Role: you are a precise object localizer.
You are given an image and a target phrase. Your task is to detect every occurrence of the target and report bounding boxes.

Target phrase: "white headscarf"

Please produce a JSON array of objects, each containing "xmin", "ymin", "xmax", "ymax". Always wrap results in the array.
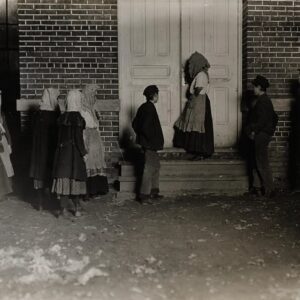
[
  {"xmin": 40, "ymin": 88, "xmax": 60, "ymax": 111},
  {"xmin": 66, "ymin": 89, "xmax": 82, "ymax": 112}
]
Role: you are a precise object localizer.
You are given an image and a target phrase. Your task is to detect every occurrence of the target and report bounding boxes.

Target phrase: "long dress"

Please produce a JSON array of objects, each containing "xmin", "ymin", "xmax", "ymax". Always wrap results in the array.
[
  {"xmin": 81, "ymin": 110, "xmax": 108, "ymax": 196},
  {"xmin": 51, "ymin": 112, "xmax": 87, "ymax": 196},
  {"xmin": 174, "ymin": 71, "xmax": 214, "ymax": 156},
  {"xmin": 29, "ymin": 110, "xmax": 59, "ymax": 189}
]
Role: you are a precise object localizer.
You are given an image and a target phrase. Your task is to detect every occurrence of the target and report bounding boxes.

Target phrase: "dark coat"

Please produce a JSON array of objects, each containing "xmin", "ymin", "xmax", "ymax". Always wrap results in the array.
[
  {"xmin": 52, "ymin": 112, "xmax": 87, "ymax": 181},
  {"xmin": 132, "ymin": 101, "xmax": 164, "ymax": 151},
  {"xmin": 29, "ymin": 110, "xmax": 59, "ymax": 182},
  {"xmin": 245, "ymin": 94, "xmax": 278, "ymax": 136}
]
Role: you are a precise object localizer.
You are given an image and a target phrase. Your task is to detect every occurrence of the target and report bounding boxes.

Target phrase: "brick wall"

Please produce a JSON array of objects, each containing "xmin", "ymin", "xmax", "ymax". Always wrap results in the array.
[
  {"xmin": 18, "ymin": 0, "xmax": 119, "ymax": 177},
  {"xmin": 243, "ymin": 0, "xmax": 299, "ymax": 98},
  {"xmin": 243, "ymin": 0, "xmax": 300, "ymax": 186}
]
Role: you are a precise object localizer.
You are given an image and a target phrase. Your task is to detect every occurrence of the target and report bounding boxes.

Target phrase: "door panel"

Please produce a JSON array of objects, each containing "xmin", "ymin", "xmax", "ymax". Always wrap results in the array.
[
  {"xmin": 119, "ymin": 0, "xmax": 181, "ymax": 148},
  {"xmin": 119, "ymin": 0, "xmax": 240, "ymax": 149}
]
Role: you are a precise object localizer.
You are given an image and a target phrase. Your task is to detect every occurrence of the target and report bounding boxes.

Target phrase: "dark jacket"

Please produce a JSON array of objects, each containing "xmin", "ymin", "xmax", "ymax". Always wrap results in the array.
[
  {"xmin": 29, "ymin": 110, "xmax": 59, "ymax": 182},
  {"xmin": 132, "ymin": 101, "xmax": 164, "ymax": 151},
  {"xmin": 245, "ymin": 94, "xmax": 278, "ymax": 136},
  {"xmin": 52, "ymin": 112, "xmax": 87, "ymax": 181}
]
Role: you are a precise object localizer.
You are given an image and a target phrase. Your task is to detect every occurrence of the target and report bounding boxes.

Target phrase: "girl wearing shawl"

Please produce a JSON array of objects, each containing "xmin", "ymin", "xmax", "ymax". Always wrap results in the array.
[
  {"xmin": 174, "ymin": 52, "xmax": 214, "ymax": 160},
  {"xmin": 52, "ymin": 89, "xmax": 87, "ymax": 217},
  {"xmin": 29, "ymin": 88, "xmax": 60, "ymax": 210},
  {"xmin": 80, "ymin": 84, "xmax": 108, "ymax": 198},
  {"xmin": 0, "ymin": 96, "xmax": 13, "ymax": 200}
]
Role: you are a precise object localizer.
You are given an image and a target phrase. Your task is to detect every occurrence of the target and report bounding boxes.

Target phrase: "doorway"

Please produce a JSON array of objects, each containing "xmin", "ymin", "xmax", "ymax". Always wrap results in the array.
[{"xmin": 118, "ymin": 0, "xmax": 241, "ymax": 148}]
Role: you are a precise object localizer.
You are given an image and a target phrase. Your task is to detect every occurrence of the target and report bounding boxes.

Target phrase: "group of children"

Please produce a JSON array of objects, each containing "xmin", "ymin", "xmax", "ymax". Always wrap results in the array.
[
  {"xmin": 0, "ymin": 51, "xmax": 278, "ymax": 209},
  {"xmin": 29, "ymin": 85, "xmax": 108, "ymax": 217}
]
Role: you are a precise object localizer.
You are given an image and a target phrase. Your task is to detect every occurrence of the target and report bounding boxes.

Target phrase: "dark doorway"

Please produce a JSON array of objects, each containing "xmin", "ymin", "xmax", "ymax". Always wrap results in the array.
[{"xmin": 0, "ymin": 0, "xmax": 19, "ymax": 112}]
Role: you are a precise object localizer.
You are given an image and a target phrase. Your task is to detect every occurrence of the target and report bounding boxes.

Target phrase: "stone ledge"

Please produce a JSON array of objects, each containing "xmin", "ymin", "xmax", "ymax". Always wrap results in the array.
[{"xmin": 16, "ymin": 98, "xmax": 120, "ymax": 112}]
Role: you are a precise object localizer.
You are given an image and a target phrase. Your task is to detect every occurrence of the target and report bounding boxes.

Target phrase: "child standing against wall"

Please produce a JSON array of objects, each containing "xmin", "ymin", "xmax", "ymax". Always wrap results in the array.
[
  {"xmin": 80, "ymin": 84, "xmax": 109, "ymax": 199},
  {"xmin": 29, "ymin": 88, "xmax": 60, "ymax": 210},
  {"xmin": 132, "ymin": 85, "xmax": 164, "ymax": 203},
  {"xmin": 51, "ymin": 89, "xmax": 87, "ymax": 217}
]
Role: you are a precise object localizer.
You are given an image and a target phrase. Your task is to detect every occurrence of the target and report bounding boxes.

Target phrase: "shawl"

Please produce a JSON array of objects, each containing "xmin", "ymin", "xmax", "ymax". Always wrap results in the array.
[
  {"xmin": 188, "ymin": 52, "xmax": 210, "ymax": 81},
  {"xmin": 40, "ymin": 88, "xmax": 60, "ymax": 111},
  {"xmin": 81, "ymin": 84, "xmax": 99, "ymax": 124},
  {"xmin": 66, "ymin": 89, "xmax": 83, "ymax": 112}
]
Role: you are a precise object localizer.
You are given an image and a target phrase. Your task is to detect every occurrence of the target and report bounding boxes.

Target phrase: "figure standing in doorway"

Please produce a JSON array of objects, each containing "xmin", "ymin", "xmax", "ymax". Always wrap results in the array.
[
  {"xmin": 132, "ymin": 85, "xmax": 164, "ymax": 204},
  {"xmin": 245, "ymin": 75, "xmax": 278, "ymax": 198},
  {"xmin": 173, "ymin": 51, "xmax": 214, "ymax": 160}
]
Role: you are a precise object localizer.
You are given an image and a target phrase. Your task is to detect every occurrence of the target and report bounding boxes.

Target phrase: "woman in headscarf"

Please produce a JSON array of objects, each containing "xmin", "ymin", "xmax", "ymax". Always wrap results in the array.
[
  {"xmin": 174, "ymin": 52, "xmax": 214, "ymax": 160},
  {"xmin": 29, "ymin": 88, "xmax": 60, "ymax": 210},
  {"xmin": 0, "ymin": 95, "xmax": 13, "ymax": 200},
  {"xmin": 80, "ymin": 84, "xmax": 108, "ymax": 199},
  {"xmin": 52, "ymin": 89, "xmax": 87, "ymax": 217}
]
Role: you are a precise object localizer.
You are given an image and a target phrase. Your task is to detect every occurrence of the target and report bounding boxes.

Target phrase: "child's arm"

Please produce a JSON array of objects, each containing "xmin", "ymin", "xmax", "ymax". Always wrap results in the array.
[{"xmin": 74, "ymin": 125, "xmax": 87, "ymax": 158}]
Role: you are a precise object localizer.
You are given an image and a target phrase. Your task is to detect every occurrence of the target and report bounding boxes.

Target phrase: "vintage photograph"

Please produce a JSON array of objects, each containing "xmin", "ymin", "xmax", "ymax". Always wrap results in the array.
[{"xmin": 0, "ymin": 0, "xmax": 299, "ymax": 299}]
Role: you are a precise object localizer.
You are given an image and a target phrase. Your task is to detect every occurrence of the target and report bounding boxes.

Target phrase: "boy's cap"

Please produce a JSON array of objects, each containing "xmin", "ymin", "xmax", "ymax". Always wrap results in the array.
[
  {"xmin": 252, "ymin": 75, "xmax": 270, "ymax": 89},
  {"xmin": 143, "ymin": 85, "xmax": 159, "ymax": 98}
]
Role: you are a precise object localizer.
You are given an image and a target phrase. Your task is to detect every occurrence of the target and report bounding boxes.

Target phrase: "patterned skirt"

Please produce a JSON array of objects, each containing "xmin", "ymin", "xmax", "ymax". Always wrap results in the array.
[{"xmin": 52, "ymin": 178, "xmax": 86, "ymax": 196}]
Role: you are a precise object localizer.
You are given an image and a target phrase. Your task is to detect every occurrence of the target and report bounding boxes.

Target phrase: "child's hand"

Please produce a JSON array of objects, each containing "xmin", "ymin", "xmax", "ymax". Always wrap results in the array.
[
  {"xmin": 83, "ymin": 155, "xmax": 88, "ymax": 162},
  {"xmin": 249, "ymin": 131, "xmax": 255, "ymax": 140}
]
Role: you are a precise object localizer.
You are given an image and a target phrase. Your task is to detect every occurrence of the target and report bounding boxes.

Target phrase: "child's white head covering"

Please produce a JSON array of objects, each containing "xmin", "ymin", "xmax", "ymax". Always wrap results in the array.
[
  {"xmin": 66, "ymin": 89, "xmax": 82, "ymax": 112},
  {"xmin": 40, "ymin": 88, "xmax": 60, "ymax": 111}
]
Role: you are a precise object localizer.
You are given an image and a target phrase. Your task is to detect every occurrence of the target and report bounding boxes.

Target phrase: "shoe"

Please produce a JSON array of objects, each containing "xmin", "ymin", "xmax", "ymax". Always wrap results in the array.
[
  {"xmin": 74, "ymin": 210, "xmax": 82, "ymax": 217},
  {"xmin": 136, "ymin": 194, "xmax": 153, "ymax": 205},
  {"xmin": 56, "ymin": 208, "xmax": 68, "ymax": 218},
  {"xmin": 265, "ymin": 190, "xmax": 276, "ymax": 198},
  {"xmin": 244, "ymin": 187, "xmax": 260, "ymax": 197},
  {"xmin": 150, "ymin": 194, "xmax": 164, "ymax": 199}
]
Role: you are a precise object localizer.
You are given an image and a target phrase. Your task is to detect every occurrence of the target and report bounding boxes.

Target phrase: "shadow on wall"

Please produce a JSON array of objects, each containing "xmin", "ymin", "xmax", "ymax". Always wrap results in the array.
[
  {"xmin": 118, "ymin": 120, "xmax": 144, "ymax": 195},
  {"xmin": 288, "ymin": 76, "xmax": 300, "ymax": 191}
]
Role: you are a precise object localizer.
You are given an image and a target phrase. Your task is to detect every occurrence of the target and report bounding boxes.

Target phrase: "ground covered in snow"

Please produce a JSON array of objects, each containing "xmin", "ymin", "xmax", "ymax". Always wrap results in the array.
[{"xmin": 1, "ymin": 191, "xmax": 300, "ymax": 300}]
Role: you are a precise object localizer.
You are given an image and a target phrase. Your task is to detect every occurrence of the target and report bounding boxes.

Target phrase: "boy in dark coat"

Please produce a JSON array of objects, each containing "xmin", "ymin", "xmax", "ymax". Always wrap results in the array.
[
  {"xmin": 245, "ymin": 75, "xmax": 278, "ymax": 198},
  {"xmin": 132, "ymin": 85, "xmax": 164, "ymax": 203}
]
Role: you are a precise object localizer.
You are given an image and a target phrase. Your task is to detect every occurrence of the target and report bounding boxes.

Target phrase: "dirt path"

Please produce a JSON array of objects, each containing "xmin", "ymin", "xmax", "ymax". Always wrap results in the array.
[{"xmin": 1, "ymin": 192, "xmax": 300, "ymax": 300}]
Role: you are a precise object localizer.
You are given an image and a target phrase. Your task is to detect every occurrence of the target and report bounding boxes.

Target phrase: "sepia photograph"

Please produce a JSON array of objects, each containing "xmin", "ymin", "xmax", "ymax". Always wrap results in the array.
[{"xmin": 0, "ymin": 0, "xmax": 299, "ymax": 299}]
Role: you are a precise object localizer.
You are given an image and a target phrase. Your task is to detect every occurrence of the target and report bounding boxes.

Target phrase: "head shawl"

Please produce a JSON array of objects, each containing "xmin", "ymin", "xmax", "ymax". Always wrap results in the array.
[
  {"xmin": 82, "ymin": 83, "xmax": 99, "ymax": 111},
  {"xmin": 188, "ymin": 52, "xmax": 210, "ymax": 81},
  {"xmin": 40, "ymin": 88, "xmax": 60, "ymax": 111},
  {"xmin": 66, "ymin": 89, "xmax": 82, "ymax": 112}
]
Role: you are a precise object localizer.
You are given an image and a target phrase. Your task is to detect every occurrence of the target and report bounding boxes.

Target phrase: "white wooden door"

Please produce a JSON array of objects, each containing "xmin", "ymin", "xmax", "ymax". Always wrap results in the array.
[
  {"xmin": 119, "ymin": 0, "xmax": 240, "ymax": 149},
  {"xmin": 119, "ymin": 0, "xmax": 181, "ymax": 148},
  {"xmin": 181, "ymin": 0, "xmax": 240, "ymax": 147}
]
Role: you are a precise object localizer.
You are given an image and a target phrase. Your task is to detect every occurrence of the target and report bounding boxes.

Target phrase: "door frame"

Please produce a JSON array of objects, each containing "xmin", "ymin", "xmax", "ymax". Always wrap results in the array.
[{"xmin": 118, "ymin": 0, "xmax": 243, "ymax": 149}]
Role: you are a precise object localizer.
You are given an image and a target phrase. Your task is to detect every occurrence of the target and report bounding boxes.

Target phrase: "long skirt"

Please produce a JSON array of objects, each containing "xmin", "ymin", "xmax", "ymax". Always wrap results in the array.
[
  {"xmin": 173, "ymin": 96, "xmax": 214, "ymax": 156},
  {"xmin": 52, "ymin": 178, "xmax": 86, "ymax": 196},
  {"xmin": 84, "ymin": 128, "xmax": 108, "ymax": 195}
]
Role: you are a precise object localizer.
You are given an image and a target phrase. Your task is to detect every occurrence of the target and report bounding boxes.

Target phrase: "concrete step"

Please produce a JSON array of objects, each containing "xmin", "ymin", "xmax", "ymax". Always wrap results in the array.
[
  {"xmin": 119, "ymin": 159, "xmax": 248, "ymax": 177},
  {"xmin": 118, "ymin": 175, "xmax": 248, "ymax": 194}
]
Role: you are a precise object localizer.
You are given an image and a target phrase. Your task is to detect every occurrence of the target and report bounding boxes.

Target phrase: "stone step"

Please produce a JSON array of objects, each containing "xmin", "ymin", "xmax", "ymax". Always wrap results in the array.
[
  {"xmin": 119, "ymin": 159, "xmax": 248, "ymax": 177},
  {"xmin": 118, "ymin": 175, "xmax": 248, "ymax": 194}
]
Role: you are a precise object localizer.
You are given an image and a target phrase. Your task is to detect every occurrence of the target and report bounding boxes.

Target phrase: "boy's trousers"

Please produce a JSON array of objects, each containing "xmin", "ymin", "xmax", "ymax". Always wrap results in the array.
[{"xmin": 140, "ymin": 149, "xmax": 160, "ymax": 196}]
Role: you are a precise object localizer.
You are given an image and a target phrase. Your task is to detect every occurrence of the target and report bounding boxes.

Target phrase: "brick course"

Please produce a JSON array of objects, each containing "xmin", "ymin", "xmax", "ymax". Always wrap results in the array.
[{"xmin": 18, "ymin": 0, "xmax": 119, "ymax": 162}]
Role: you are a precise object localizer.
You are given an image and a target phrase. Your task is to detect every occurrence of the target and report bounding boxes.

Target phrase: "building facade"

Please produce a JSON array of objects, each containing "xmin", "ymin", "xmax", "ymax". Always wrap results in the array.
[{"xmin": 15, "ymin": 0, "xmax": 300, "ymax": 184}]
